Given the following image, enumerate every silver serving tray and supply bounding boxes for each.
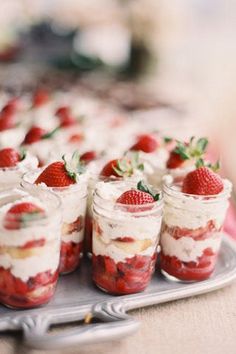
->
[0,235,236,350]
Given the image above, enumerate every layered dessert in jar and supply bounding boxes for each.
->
[0,147,38,191]
[0,188,61,309]
[92,180,163,294]
[22,151,88,274]
[160,160,232,281]
[85,153,148,255]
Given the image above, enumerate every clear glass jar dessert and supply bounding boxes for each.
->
[92,180,163,294]
[160,180,232,282]
[0,187,61,309]
[85,154,148,256]
[22,170,88,274]
[0,151,38,191]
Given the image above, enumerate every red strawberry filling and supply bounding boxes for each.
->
[163,220,220,241]
[93,253,157,295]
[0,267,58,309]
[160,221,221,281]
[59,241,83,274]
[160,248,218,281]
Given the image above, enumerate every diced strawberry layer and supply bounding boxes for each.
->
[59,241,83,274]
[163,220,220,241]
[93,253,157,295]
[160,248,218,281]
[0,267,58,309]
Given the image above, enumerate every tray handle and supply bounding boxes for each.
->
[23,301,140,350]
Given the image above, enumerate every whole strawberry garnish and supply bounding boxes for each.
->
[55,105,77,127]
[1,97,20,115]
[23,126,58,145]
[116,180,160,212]
[32,89,50,108]
[55,106,70,117]
[0,148,26,168]
[182,164,224,195]
[35,151,85,187]
[80,151,97,165]
[0,112,15,132]
[130,134,159,153]
[166,137,208,169]
[60,114,77,128]
[166,151,185,169]
[4,202,45,230]
[100,153,144,178]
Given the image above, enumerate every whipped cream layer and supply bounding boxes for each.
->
[62,229,84,244]
[0,153,38,190]
[0,241,60,282]
[161,230,222,262]
[163,180,231,230]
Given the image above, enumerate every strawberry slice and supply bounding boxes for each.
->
[182,166,224,195]
[4,202,45,230]
[115,237,135,242]
[0,148,21,168]
[130,134,159,153]
[35,151,85,187]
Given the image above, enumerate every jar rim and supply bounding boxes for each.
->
[94,180,163,216]
[163,179,232,202]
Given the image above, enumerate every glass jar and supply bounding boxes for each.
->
[22,170,88,274]
[0,188,61,309]
[92,180,163,295]
[160,180,232,282]
[0,152,38,191]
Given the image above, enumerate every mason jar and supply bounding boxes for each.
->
[0,187,61,309]
[92,180,163,295]
[160,180,232,282]
[22,170,88,274]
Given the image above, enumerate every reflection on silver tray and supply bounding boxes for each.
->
[0,235,235,350]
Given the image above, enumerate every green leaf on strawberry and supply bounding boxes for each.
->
[63,150,85,181]
[113,153,144,177]
[195,158,220,172]
[42,126,60,140]
[19,147,27,161]
[137,180,160,201]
